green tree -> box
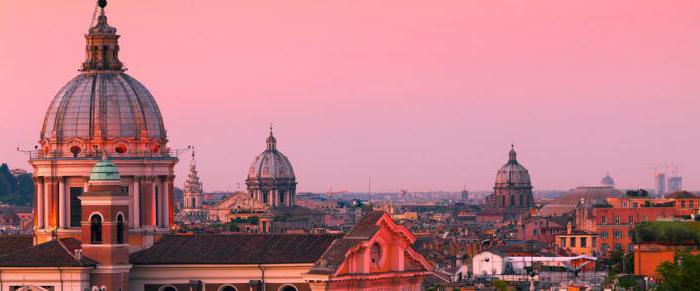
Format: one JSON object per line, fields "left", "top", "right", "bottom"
{"left": 656, "top": 250, "right": 700, "bottom": 291}
{"left": 493, "top": 279, "right": 508, "bottom": 291}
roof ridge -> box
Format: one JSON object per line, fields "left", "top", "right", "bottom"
{"left": 56, "top": 238, "right": 81, "bottom": 261}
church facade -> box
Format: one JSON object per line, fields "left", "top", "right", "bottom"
{"left": 30, "top": 0, "right": 176, "bottom": 250}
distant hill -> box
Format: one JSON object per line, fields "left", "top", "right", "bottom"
{"left": 0, "top": 163, "right": 33, "bottom": 206}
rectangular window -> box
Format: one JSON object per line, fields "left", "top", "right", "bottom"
{"left": 628, "top": 216, "right": 634, "bottom": 224}
{"left": 614, "top": 243, "right": 622, "bottom": 250}
{"left": 681, "top": 201, "right": 686, "bottom": 208}
{"left": 601, "top": 231, "right": 608, "bottom": 239}
{"left": 581, "top": 237, "right": 587, "bottom": 248}
{"left": 627, "top": 244, "right": 633, "bottom": 252}
{"left": 592, "top": 237, "right": 598, "bottom": 248}
{"left": 601, "top": 216, "right": 607, "bottom": 224}
{"left": 614, "top": 216, "right": 620, "bottom": 224}
{"left": 69, "top": 187, "right": 83, "bottom": 227}
{"left": 601, "top": 243, "right": 609, "bottom": 252}
{"left": 623, "top": 202, "right": 628, "bottom": 208}
{"left": 560, "top": 237, "right": 566, "bottom": 247}
{"left": 533, "top": 229, "right": 540, "bottom": 236}
{"left": 633, "top": 202, "right": 638, "bottom": 208}
{"left": 691, "top": 201, "right": 695, "bottom": 209}
{"left": 628, "top": 230, "right": 635, "bottom": 240}
{"left": 570, "top": 237, "right": 576, "bottom": 247}
{"left": 615, "top": 231, "right": 622, "bottom": 238}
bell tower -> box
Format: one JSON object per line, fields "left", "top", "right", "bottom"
{"left": 80, "top": 155, "right": 131, "bottom": 291}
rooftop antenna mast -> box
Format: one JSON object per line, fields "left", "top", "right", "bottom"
{"left": 368, "top": 176, "right": 371, "bottom": 205}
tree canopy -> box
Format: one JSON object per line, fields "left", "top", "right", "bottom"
{"left": 656, "top": 250, "right": 700, "bottom": 291}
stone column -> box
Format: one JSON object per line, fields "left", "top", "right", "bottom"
{"left": 151, "top": 178, "right": 157, "bottom": 227}
{"left": 58, "top": 177, "right": 66, "bottom": 228}
{"left": 133, "top": 177, "right": 140, "bottom": 228}
{"left": 162, "top": 177, "right": 170, "bottom": 227}
{"left": 43, "top": 178, "right": 50, "bottom": 229}
{"left": 36, "top": 177, "right": 44, "bottom": 229}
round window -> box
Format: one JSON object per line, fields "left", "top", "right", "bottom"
{"left": 115, "top": 145, "right": 127, "bottom": 154}
{"left": 70, "top": 146, "right": 82, "bottom": 155}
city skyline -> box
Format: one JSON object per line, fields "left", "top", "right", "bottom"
{"left": 1, "top": 1, "right": 699, "bottom": 192}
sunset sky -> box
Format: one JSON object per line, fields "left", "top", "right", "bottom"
{"left": 0, "top": 1, "right": 698, "bottom": 192}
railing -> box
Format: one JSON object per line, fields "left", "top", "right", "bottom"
{"left": 21, "top": 148, "right": 181, "bottom": 160}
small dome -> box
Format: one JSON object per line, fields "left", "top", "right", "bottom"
{"left": 247, "top": 129, "right": 295, "bottom": 180}
{"left": 601, "top": 174, "right": 615, "bottom": 187}
{"left": 89, "top": 157, "right": 121, "bottom": 182}
{"left": 495, "top": 145, "right": 532, "bottom": 187}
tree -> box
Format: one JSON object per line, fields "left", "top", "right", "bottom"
{"left": 493, "top": 280, "right": 508, "bottom": 291}
{"left": 656, "top": 250, "right": 700, "bottom": 291}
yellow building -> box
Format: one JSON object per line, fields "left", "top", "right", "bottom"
{"left": 556, "top": 223, "right": 600, "bottom": 256}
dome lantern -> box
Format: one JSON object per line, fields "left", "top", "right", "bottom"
{"left": 82, "top": 0, "right": 123, "bottom": 72}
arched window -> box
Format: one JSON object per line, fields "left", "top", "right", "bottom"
{"left": 370, "top": 243, "right": 381, "bottom": 265}
{"left": 218, "top": 285, "right": 237, "bottom": 291}
{"left": 116, "top": 213, "right": 125, "bottom": 244}
{"left": 279, "top": 192, "right": 285, "bottom": 204}
{"left": 500, "top": 195, "right": 505, "bottom": 207}
{"left": 278, "top": 285, "right": 298, "bottom": 291}
{"left": 510, "top": 195, "right": 515, "bottom": 207}
{"left": 158, "top": 285, "right": 178, "bottom": 291}
{"left": 519, "top": 194, "right": 523, "bottom": 206}
{"left": 90, "top": 214, "right": 103, "bottom": 244}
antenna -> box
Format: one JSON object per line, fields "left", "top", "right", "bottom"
{"left": 368, "top": 176, "right": 371, "bottom": 204}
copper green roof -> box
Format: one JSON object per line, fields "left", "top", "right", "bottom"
{"left": 89, "top": 158, "right": 121, "bottom": 181}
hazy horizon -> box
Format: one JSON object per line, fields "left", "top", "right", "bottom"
{"left": 1, "top": 1, "right": 698, "bottom": 192}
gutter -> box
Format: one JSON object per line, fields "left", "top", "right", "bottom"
{"left": 258, "top": 264, "right": 266, "bottom": 291}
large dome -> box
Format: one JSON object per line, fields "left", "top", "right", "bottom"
{"left": 495, "top": 146, "right": 532, "bottom": 187}
{"left": 35, "top": 6, "right": 169, "bottom": 159}
{"left": 247, "top": 130, "right": 295, "bottom": 180}
{"left": 41, "top": 73, "right": 166, "bottom": 141}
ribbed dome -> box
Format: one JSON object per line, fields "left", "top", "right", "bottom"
{"left": 89, "top": 157, "right": 121, "bottom": 182}
{"left": 495, "top": 146, "right": 532, "bottom": 187}
{"left": 41, "top": 73, "right": 165, "bottom": 141}
{"left": 247, "top": 130, "right": 295, "bottom": 180}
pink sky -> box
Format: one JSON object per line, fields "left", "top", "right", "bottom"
{"left": 1, "top": 1, "right": 699, "bottom": 192}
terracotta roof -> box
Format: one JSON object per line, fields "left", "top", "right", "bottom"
{"left": 130, "top": 234, "right": 338, "bottom": 265}
{"left": 345, "top": 211, "right": 385, "bottom": 238}
{"left": 308, "top": 238, "right": 364, "bottom": 274}
{"left": 308, "top": 211, "right": 387, "bottom": 274}
{"left": 0, "top": 238, "right": 96, "bottom": 267}
{"left": 0, "top": 235, "right": 32, "bottom": 255}
{"left": 667, "top": 191, "right": 699, "bottom": 199}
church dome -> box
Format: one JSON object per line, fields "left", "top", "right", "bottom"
{"left": 41, "top": 73, "right": 166, "bottom": 141}
{"left": 247, "top": 129, "right": 295, "bottom": 180}
{"left": 89, "top": 156, "right": 121, "bottom": 182}
{"left": 37, "top": 3, "right": 168, "bottom": 158}
{"left": 495, "top": 146, "right": 532, "bottom": 187}
{"left": 600, "top": 174, "right": 615, "bottom": 187}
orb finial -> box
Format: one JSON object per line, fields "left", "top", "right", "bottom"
{"left": 98, "top": 0, "right": 107, "bottom": 9}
